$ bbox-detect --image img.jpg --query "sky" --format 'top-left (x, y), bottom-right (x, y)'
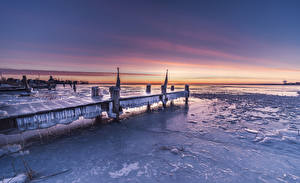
top-left (1, 0), bottom-right (300, 84)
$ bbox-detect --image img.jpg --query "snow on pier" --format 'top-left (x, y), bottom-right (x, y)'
top-left (0, 90), bottom-right (189, 131)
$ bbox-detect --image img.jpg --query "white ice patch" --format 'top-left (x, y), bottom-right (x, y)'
top-left (1, 173), bottom-right (27, 183)
top-left (109, 162), bottom-right (139, 178)
top-left (1, 144), bottom-right (22, 154)
top-left (245, 128), bottom-right (259, 134)
top-left (0, 110), bottom-right (8, 116)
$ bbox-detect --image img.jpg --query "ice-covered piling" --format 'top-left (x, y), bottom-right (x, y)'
top-left (21, 75), bottom-right (30, 92)
top-left (185, 84), bottom-right (190, 104)
top-left (73, 81), bottom-right (77, 92)
top-left (91, 86), bottom-right (100, 97)
top-left (161, 85), bottom-right (167, 108)
top-left (108, 86), bottom-right (121, 120)
top-left (171, 85), bottom-right (175, 91)
top-left (146, 84), bottom-right (151, 94)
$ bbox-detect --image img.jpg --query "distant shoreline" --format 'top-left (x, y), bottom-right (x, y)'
top-left (1, 68), bottom-right (300, 86)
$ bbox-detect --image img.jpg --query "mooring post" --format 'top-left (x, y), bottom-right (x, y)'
top-left (146, 84), bottom-right (151, 94)
top-left (73, 81), bottom-right (77, 92)
top-left (171, 85), bottom-right (175, 91)
top-left (109, 86), bottom-right (120, 121)
top-left (147, 102), bottom-right (151, 112)
top-left (22, 75), bottom-right (30, 92)
top-left (91, 86), bottom-right (99, 97)
top-left (185, 84), bottom-right (190, 104)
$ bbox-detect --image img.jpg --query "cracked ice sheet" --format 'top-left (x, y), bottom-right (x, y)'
top-left (1, 93), bottom-right (300, 182)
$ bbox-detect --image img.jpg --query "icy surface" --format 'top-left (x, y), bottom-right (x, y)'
top-left (1, 85), bottom-right (300, 182)
top-left (1, 173), bottom-right (27, 183)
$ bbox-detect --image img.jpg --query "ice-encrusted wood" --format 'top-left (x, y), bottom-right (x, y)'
top-left (166, 91), bottom-right (186, 100)
top-left (14, 91), bottom-right (186, 131)
top-left (120, 91), bottom-right (186, 109)
top-left (16, 104), bottom-right (102, 131)
top-left (120, 95), bottom-right (161, 108)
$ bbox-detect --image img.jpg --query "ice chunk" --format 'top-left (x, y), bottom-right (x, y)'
top-left (0, 110), bottom-right (8, 117)
top-left (1, 173), bottom-right (28, 183)
top-left (109, 162), bottom-right (139, 178)
top-left (245, 128), bottom-right (259, 134)
top-left (1, 144), bottom-right (22, 154)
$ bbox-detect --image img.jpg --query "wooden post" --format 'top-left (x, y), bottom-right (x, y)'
top-left (91, 86), bottom-right (99, 97)
top-left (73, 81), bottom-right (77, 92)
top-left (161, 85), bottom-right (167, 108)
top-left (109, 86), bottom-right (120, 121)
top-left (147, 102), bottom-right (151, 112)
top-left (22, 75), bottom-right (30, 92)
top-left (185, 84), bottom-right (190, 104)
top-left (146, 84), bottom-right (151, 94)
top-left (171, 85), bottom-right (175, 91)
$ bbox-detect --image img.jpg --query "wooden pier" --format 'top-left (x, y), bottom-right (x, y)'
top-left (0, 69), bottom-right (189, 132)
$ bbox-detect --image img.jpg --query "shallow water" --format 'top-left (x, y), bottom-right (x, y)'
top-left (1, 85), bottom-right (300, 182)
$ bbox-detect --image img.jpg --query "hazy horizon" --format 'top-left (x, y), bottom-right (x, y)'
top-left (1, 0), bottom-right (300, 84)
top-left (0, 68), bottom-right (296, 85)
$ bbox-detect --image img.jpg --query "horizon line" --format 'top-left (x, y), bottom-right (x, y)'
top-left (0, 68), bottom-right (291, 85)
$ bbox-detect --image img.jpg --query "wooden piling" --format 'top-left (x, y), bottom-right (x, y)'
top-left (147, 102), bottom-right (151, 112)
top-left (171, 85), bottom-right (175, 91)
top-left (109, 86), bottom-right (120, 121)
top-left (161, 85), bottom-right (167, 108)
top-left (185, 84), bottom-right (190, 104)
top-left (146, 84), bottom-right (151, 94)
top-left (91, 86), bottom-right (100, 97)
top-left (73, 82), bottom-right (77, 92)
top-left (22, 75), bottom-right (30, 92)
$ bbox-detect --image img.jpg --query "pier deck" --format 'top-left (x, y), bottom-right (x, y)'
top-left (0, 91), bottom-right (188, 131)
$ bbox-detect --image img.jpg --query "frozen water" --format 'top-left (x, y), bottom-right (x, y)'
top-left (1, 85), bottom-right (300, 182)
top-left (109, 162), bottom-right (140, 178)
top-left (1, 173), bottom-right (27, 183)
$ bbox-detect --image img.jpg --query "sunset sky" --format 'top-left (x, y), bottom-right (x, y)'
top-left (1, 0), bottom-right (300, 84)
